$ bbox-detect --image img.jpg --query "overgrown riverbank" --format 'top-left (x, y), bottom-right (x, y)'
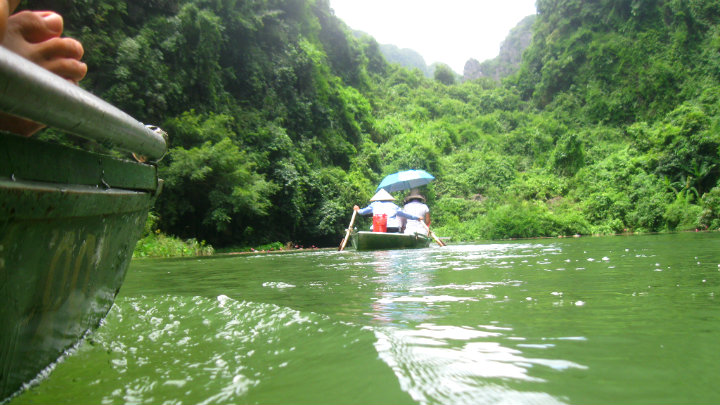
top-left (132, 214), bottom-right (316, 257)
top-left (53, 0), bottom-right (720, 249)
top-left (133, 213), bottom-right (214, 258)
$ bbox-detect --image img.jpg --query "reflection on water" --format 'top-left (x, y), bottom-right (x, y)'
top-left (374, 327), bottom-right (578, 405)
top-left (366, 247), bottom-right (583, 405)
top-left (10, 233), bottom-right (720, 405)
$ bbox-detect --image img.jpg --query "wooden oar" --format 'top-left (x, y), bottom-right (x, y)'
top-left (338, 210), bottom-right (357, 251)
top-left (421, 221), bottom-right (446, 247)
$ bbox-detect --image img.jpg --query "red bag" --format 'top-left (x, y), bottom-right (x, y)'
top-left (372, 214), bottom-right (387, 232)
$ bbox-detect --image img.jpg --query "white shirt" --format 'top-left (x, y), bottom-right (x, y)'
top-left (402, 201), bottom-right (429, 234)
top-left (358, 201), bottom-right (417, 229)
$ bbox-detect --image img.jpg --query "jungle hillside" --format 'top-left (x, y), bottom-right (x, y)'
top-left (29, 0), bottom-right (720, 248)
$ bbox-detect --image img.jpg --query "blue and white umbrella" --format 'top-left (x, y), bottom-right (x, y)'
top-left (376, 169), bottom-right (435, 193)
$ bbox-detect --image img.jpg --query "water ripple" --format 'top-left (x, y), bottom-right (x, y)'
top-left (373, 322), bottom-right (582, 405)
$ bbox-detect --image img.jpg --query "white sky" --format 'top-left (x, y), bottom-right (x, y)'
top-left (329, 0), bottom-right (537, 74)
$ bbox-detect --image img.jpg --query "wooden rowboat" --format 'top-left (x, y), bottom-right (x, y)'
top-left (350, 231), bottom-right (431, 251)
top-left (0, 48), bottom-right (166, 401)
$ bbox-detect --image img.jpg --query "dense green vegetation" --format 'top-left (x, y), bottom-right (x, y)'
top-left (29, 0), bottom-right (720, 247)
top-left (133, 213), bottom-right (215, 257)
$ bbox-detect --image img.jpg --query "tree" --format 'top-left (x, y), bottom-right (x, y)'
top-left (158, 137), bottom-right (277, 245)
top-left (433, 64), bottom-right (456, 85)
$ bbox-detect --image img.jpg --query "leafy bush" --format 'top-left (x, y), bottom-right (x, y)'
top-left (438, 149), bottom-right (516, 198)
top-left (699, 187), bottom-right (720, 230)
top-left (484, 201), bottom-right (589, 239)
top-left (507, 169), bottom-right (568, 201)
top-left (433, 64), bottom-right (456, 85)
top-left (665, 196), bottom-right (703, 231)
top-left (134, 234), bottom-right (214, 258)
top-left (133, 213), bottom-right (214, 258)
top-left (549, 133), bottom-right (585, 176)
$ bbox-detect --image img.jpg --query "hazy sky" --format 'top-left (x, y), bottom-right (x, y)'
top-left (329, 0), bottom-right (537, 74)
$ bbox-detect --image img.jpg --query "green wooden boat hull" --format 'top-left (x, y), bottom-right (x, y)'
top-left (0, 133), bottom-right (160, 401)
top-left (351, 231), bottom-right (431, 251)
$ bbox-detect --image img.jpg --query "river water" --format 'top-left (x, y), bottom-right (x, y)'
top-left (10, 233), bottom-right (720, 404)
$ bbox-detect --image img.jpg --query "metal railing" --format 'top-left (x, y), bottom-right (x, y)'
top-left (0, 47), bottom-right (167, 161)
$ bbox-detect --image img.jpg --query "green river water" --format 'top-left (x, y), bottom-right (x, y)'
top-left (9, 233), bottom-right (720, 404)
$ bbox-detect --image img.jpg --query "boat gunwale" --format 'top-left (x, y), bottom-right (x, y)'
top-left (350, 230), bottom-right (431, 251)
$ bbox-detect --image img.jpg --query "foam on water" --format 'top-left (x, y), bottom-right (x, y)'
top-left (10, 233), bottom-right (720, 405)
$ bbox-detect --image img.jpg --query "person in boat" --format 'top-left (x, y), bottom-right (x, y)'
top-left (0, 0), bottom-right (87, 136)
top-left (353, 189), bottom-right (423, 233)
top-left (401, 189), bottom-right (431, 235)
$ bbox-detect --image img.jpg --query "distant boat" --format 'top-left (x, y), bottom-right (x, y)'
top-left (351, 231), bottom-right (431, 251)
top-left (0, 48), bottom-right (166, 401)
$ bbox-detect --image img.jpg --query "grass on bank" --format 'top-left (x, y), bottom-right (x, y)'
top-left (132, 214), bottom-right (300, 258)
top-left (133, 212), bottom-right (214, 258)
top-left (213, 241), bottom-right (287, 254)
top-left (133, 232), bottom-right (215, 258)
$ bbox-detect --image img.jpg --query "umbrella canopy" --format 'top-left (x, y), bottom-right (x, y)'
top-left (376, 169), bottom-right (435, 193)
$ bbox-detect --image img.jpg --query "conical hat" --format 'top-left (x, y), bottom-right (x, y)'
top-left (404, 188), bottom-right (426, 203)
top-left (370, 189), bottom-right (395, 201)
